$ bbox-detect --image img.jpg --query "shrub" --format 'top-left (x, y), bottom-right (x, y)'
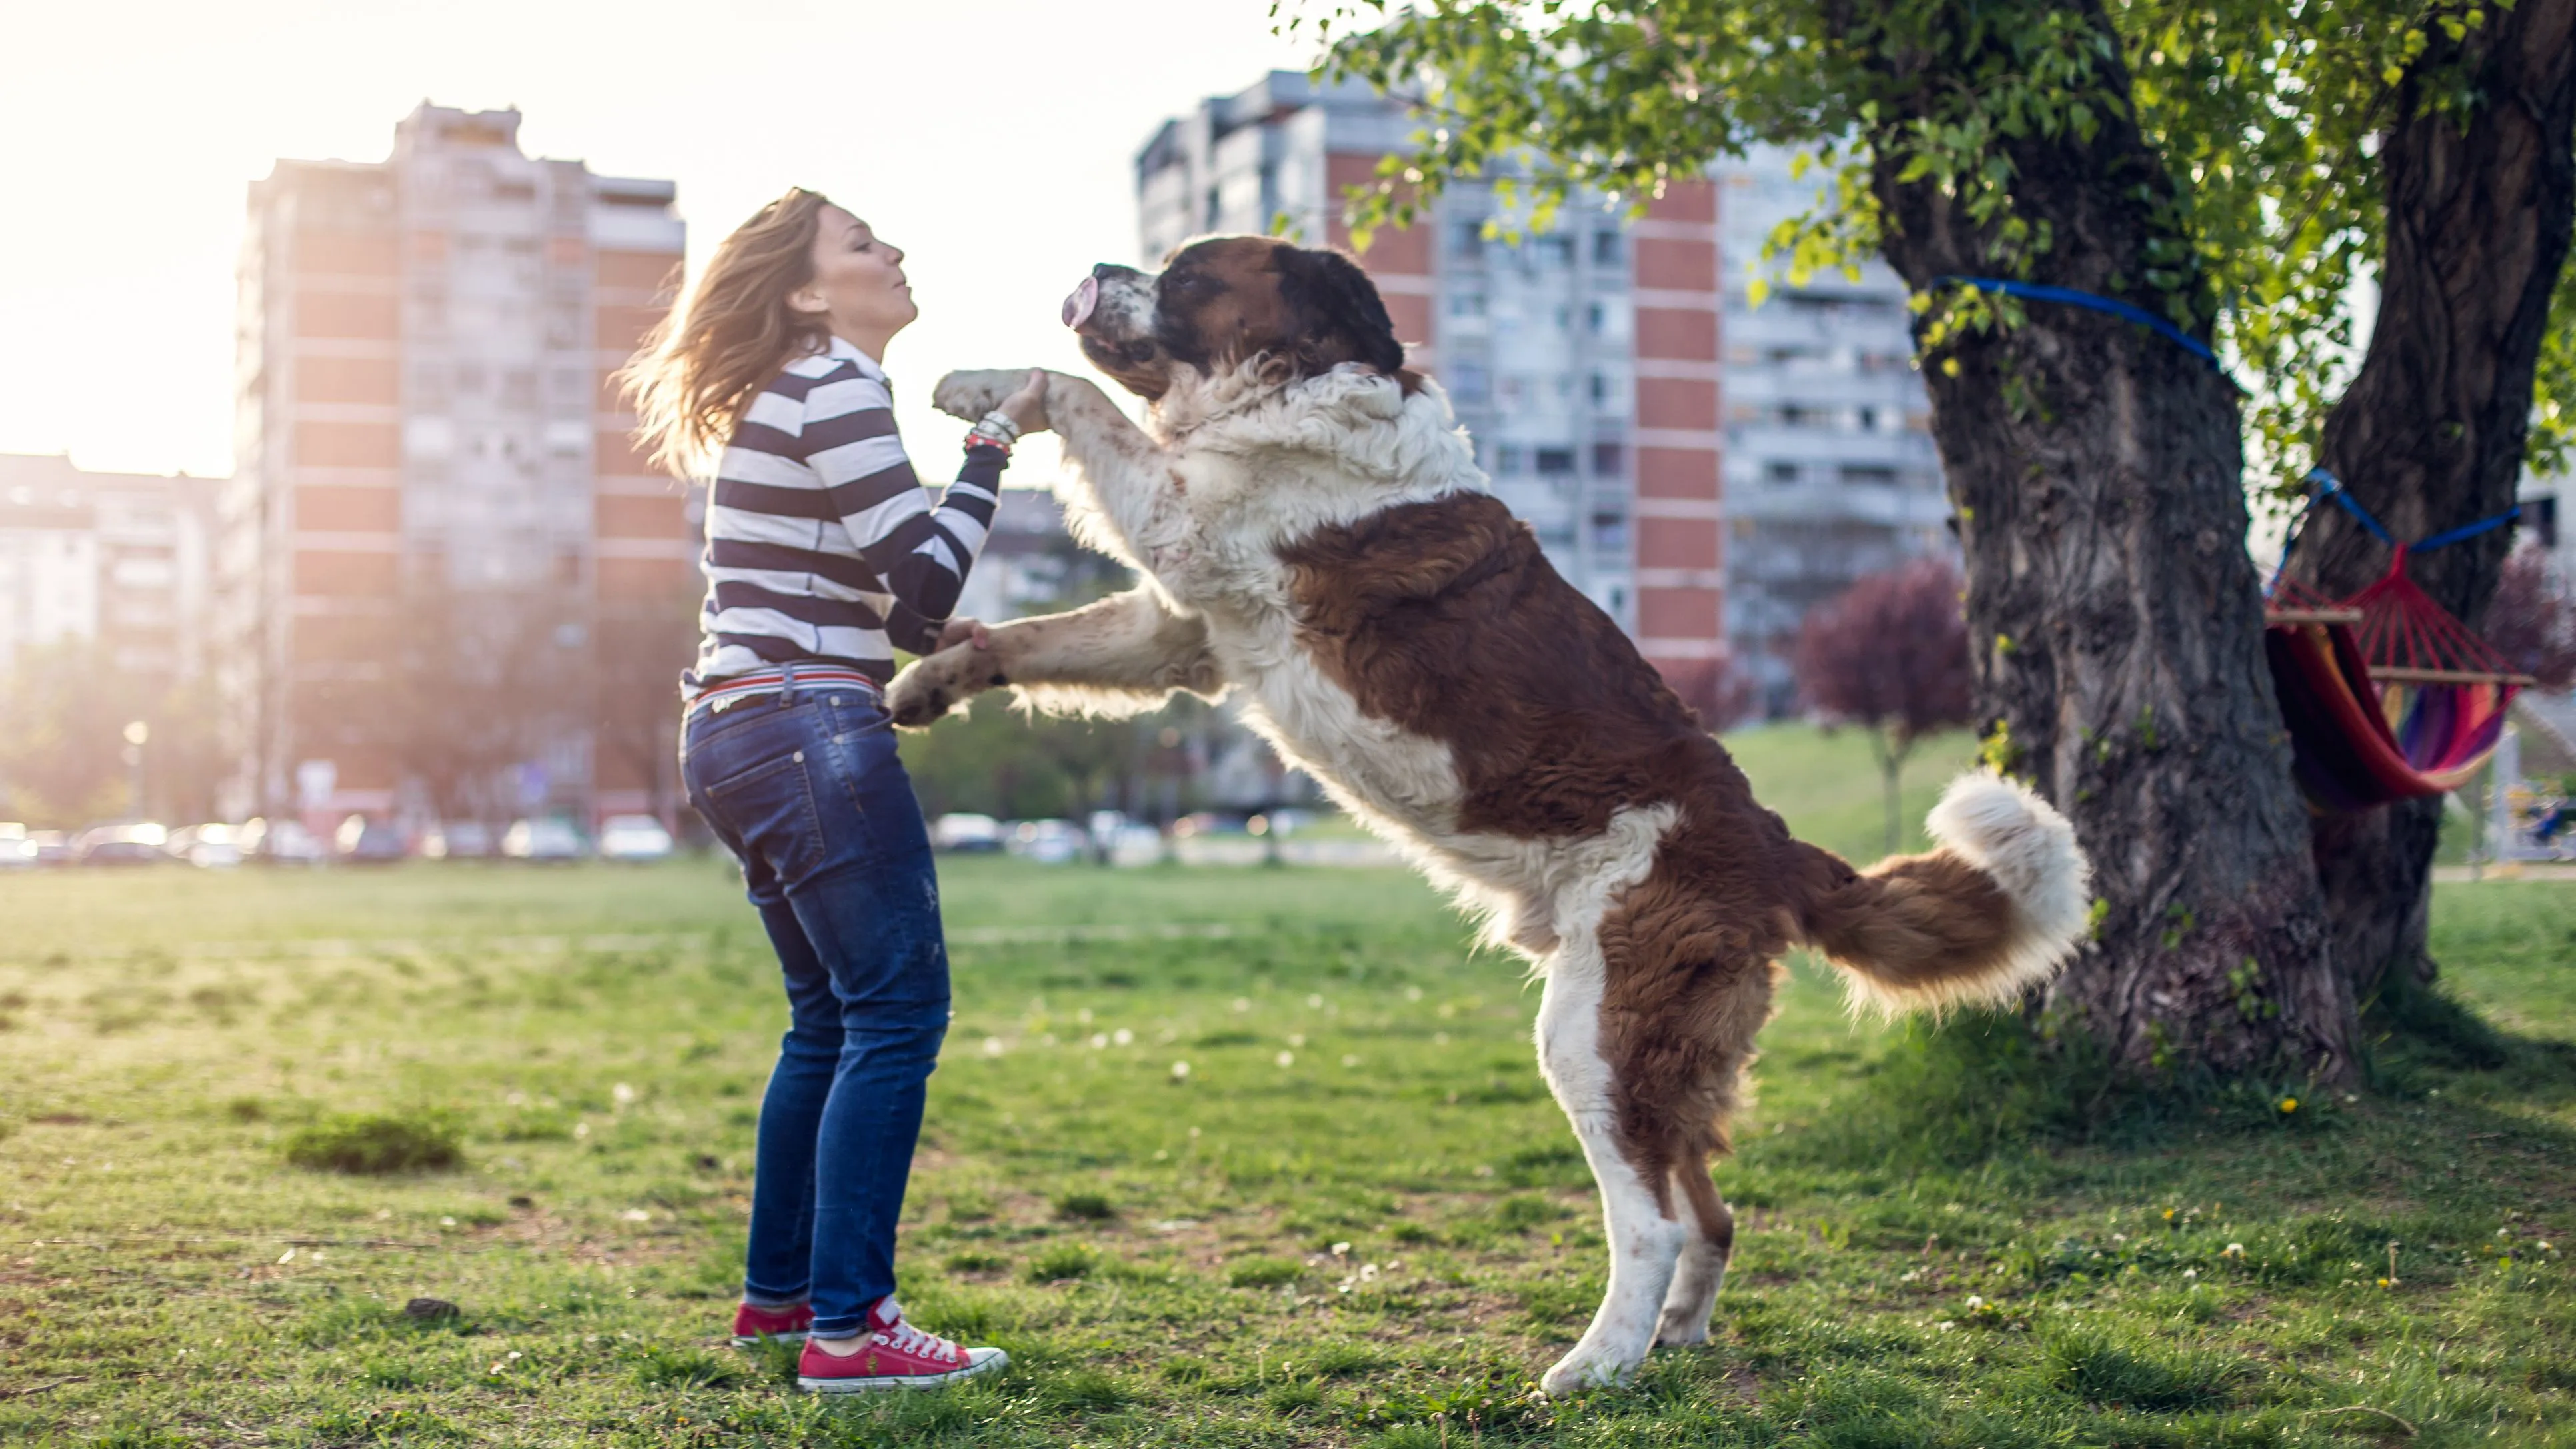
top-left (283, 1112), bottom-right (462, 1174)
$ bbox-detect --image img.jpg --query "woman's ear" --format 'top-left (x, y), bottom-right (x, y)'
top-left (787, 283), bottom-right (829, 319)
top-left (1278, 246), bottom-right (1406, 378)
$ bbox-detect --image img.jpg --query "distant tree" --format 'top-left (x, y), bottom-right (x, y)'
top-left (2484, 543), bottom-right (2576, 690)
top-left (1796, 558), bottom-right (1975, 856)
top-left (0, 639), bottom-right (222, 827)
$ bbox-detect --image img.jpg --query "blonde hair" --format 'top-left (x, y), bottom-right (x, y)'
top-left (621, 186), bottom-right (835, 475)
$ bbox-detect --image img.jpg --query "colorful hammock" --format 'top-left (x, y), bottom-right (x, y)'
top-left (2265, 473), bottom-right (2530, 812)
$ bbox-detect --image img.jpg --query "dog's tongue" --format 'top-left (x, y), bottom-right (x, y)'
top-left (1062, 275), bottom-right (1098, 331)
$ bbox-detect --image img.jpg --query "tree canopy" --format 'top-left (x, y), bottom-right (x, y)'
top-left (1303, 0), bottom-right (2573, 489)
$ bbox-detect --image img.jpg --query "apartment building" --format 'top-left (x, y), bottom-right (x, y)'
top-left (223, 104), bottom-right (690, 829)
top-left (1715, 151), bottom-right (1953, 714)
top-left (1133, 73), bottom-right (1732, 714)
top-left (0, 453), bottom-right (217, 685)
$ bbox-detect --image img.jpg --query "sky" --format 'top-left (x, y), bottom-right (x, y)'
top-left (0, 0), bottom-right (1324, 479)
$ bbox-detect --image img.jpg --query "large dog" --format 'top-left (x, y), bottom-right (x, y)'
top-left (895, 236), bottom-right (2091, 1394)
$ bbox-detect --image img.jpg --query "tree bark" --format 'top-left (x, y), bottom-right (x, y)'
top-left (2290, 0), bottom-right (2576, 1004)
top-left (1857, 0), bottom-right (2357, 1078)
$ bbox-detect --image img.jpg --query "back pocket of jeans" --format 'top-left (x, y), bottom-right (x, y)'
top-left (700, 750), bottom-right (826, 885)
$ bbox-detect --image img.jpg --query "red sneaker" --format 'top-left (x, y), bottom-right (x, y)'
top-left (730, 1300), bottom-right (814, 1348)
top-left (795, 1297), bottom-right (1007, 1393)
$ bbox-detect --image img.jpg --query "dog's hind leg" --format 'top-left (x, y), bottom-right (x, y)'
top-left (1534, 937), bottom-right (1688, 1396)
top-left (1654, 1156), bottom-right (1734, 1347)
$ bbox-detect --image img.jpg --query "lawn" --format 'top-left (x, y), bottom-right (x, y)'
top-left (3, 731), bottom-right (2571, 1448)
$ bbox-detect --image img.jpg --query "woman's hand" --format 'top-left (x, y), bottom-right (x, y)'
top-left (935, 617), bottom-right (991, 653)
top-left (998, 369), bottom-right (1049, 436)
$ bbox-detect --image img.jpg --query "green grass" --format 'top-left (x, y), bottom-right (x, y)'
top-left (1, 729), bottom-right (2570, 1447)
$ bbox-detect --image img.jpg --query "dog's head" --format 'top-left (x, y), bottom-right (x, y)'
top-left (1062, 235), bottom-right (1415, 403)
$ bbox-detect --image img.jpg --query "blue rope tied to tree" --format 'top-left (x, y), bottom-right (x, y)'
top-left (1933, 275), bottom-right (2229, 376)
top-left (1921, 279), bottom-right (2524, 575)
top-left (2269, 467), bottom-right (2521, 591)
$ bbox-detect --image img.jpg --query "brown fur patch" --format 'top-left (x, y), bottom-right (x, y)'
top-left (1282, 493), bottom-right (1860, 1204)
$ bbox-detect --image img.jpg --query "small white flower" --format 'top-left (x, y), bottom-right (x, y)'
top-left (2222, 1242), bottom-right (2244, 1258)
top-left (277, 1248), bottom-right (295, 1264)
top-left (1232, 998), bottom-right (1252, 1013)
top-left (1332, 1242), bottom-right (1351, 1257)
top-left (1170, 1061), bottom-right (1192, 1082)
top-left (1275, 1050), bottom-right (1296, 1068)
top-left (1359, 1262), bottom-right (1380, 1282)
top-left (573, 1121), bottom-right (590, 1139)
top-left (507, 1350), bottom-right (522, 1360)
top-left (2182, 1268), bottom-right (2197, 1280)
top-left (1307, 994), bottom-right (1324, 1008)
top-left (440, 1216), bottom-right (457, 1227)
top-left (1078, 1008), bottom-right (1094, 1024)
top-left (1473, 1165), bottom-right (1495, 1178)
top-left (1112, 1028), bottom-right (1134, 1046)
top-left (621, 1208), bottom-right (650, 1222)
top-left (1341, 1054), bottom-right (1360, 1068)
top-left (1090, 1032), bottom-right (1110, 1050)
top-left (1288, 1033), bottom-right (1306, 1048)
top-left (1935, 1320), bottom-right (1958, 1331)
top-left (1405, 986), bottom-right (1424, 1002)
top-left (611, 1082), bottom-right (636, 1106)
top-left (1965, 1294), bottom-right (1984, 1309)
top-left (982, 1036), bottom-right (1004, 1057)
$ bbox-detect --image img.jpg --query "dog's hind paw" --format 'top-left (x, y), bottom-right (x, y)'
top-left (1540, 1343), bottom-right (1644, 1398)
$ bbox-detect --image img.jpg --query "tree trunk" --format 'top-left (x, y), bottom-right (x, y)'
top-left (1859, 0), bottom-right (2356, 1079)
top-left (2291, 0), bottom-right (2576, 1004)
top-left (1868, 727), bottom-right (1906, 856)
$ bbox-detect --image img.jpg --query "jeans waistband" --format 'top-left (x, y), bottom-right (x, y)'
top-left (686, 665), bottom-right (882, 722)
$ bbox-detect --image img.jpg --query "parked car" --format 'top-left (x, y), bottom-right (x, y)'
top-left (73, 823), bottom-right (169, 866)
top-left (597, 814), bottom-right (674, 862)
top-left (334, 814), bottom-right (409, 863)
top-left (419, 821), bottom-right (495, 860)
top-left (25, 830), bottom-right (71, 866)
top-left (1005, 818), bottom-right (1086, 864)
top-left (930, 812), bottom-right (1005, 852)
top-left (501, 818), bottom-right (587, 862)
top-left (164, 824), bottom-right (243, 869)
top-left (238, 816), bottom-right (327, 865)
top-left (0, 822), bottom-right (36, 869)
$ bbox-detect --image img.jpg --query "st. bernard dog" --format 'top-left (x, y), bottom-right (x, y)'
top-left (895, 236), bottom-right (2091, 1394)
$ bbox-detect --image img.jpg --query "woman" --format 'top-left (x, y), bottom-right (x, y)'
top-left (625, 187), bottom-right (1042, 1393)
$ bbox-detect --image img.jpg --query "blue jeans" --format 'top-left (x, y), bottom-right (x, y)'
top-left (679, 679), bottom-right (948, 1339)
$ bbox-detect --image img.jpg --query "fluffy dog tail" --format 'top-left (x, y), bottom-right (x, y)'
top-left (1796, 771), bottom-right (2093, 1015)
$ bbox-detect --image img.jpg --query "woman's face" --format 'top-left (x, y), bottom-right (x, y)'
top-left (790, 205), bottom-right (916, 351)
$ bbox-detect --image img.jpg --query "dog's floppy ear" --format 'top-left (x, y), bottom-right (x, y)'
top-left (1276, 246), bottom-right (1407, 379)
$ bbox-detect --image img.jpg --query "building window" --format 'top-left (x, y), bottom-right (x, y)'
top-left (1495, 444), bottom-right (1526, 476)
top-left (1539, 235), bottom-right (1576, 267)
top-left (1839, 465), bottom-right (1900, 486)
top-left (1592, 442), bottom-right (1625, 477)
top-left (1592, 230), bottom-right (1624, 266)
top-left (1535, 447), bottom-right (1576, 477)
top-left (1588, 373), bottom-right (1608, 404)
top-left (1446, 292), bottom-right (1487, 317)
top-left (1858, 407), bottom-right (1881, 432)
top-left (1591, 512), bottom-right (1629, 549)
top-left (1448, 363), bottom-right (1490, 402)
top-left (1765, 461), bottom-right (1800, 487)
top-left (1452, 220), bottom-right (1488, 260)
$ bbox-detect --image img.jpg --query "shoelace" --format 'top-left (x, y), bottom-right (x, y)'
top-left (875, 1313), bottom-right (961, 1364)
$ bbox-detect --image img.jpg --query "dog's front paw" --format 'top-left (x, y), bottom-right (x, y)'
top-left (932, 369), bottom-right (1032, 422)
top-left (886, 647), bottom-right (1003, 729)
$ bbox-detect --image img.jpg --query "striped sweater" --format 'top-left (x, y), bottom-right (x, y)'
top-left (684, 336), bottom-right (1004, 695)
